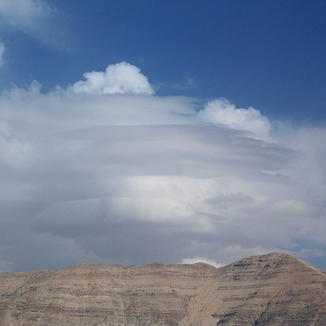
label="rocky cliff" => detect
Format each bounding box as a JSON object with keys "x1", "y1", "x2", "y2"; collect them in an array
[
  {"x1": 180, "y1": 252, "x2": 326, "y2": 325},
  {"x1": 0, "y1": 252, "x2": 325, "y2": 325}
]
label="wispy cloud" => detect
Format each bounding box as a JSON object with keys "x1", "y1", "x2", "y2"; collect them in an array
[
  {"x1": 0, "y1": 43, "x2": 4, "y2": 67},
  {"x1": 1, "y1": 62, "x2": 326, "y2": 271},
  {"x1": 0, "y1": 0, "x2": 67, "y2": 49},
  {"x1": 0, "y1": 0, "x2": 49, "y2": 29}
]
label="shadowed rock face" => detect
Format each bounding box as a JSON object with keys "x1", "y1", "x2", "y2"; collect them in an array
[{"x1": 0, "y1": 253, "x2": 325, "y2": 325}]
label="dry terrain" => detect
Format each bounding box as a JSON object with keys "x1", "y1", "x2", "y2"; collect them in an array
[{"x1": 0, "y1": 252, "x2": 325, "y2": 325}]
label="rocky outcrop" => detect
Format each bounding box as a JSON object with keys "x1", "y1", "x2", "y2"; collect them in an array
[
  {"x1": 180, "y1": 252, "x2": 326, "y2": 325},
  {"x1": 0, "y1": 252, "x2": 325, "y2": 325}
]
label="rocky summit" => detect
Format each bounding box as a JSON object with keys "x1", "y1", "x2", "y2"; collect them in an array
[{"x1": 0, "y1": 252, "x2": 325, "y2": 325}]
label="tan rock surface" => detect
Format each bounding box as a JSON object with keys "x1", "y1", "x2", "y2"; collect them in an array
[
  {"x1": 0, "y1": 252, "x2": 325, "y2": 325},
  {"x1": 180, "y1": 252, "x2": 326, "y2": 325}
]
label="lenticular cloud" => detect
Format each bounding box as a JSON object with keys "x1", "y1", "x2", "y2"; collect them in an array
[
  {"x1": 71, "y1": 61, "x2": 154, "y2": 95},
  {"x1": 1, "y1": 61, "x2": 326, "y2": 272}
]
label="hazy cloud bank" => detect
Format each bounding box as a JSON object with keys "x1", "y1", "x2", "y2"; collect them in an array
[{"x1": 1, "y1": 62, "x2": 326, "y2": 271}]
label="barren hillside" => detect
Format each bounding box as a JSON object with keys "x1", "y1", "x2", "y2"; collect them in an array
[{"x1": 0, "y1": 252, "x2": 325, "y2": 325}]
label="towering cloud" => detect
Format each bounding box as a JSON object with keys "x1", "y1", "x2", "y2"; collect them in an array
[
  {"x1": 71, "y1": 62, "x2": 154, "y2": 95},
  {"x1": 199, "y1": 98, "x2": 271, "y2": 140}
]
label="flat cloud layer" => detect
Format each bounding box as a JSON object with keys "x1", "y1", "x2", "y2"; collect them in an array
[{"x1": 1, "y1": 63, "x2": 326, "y2": 271}]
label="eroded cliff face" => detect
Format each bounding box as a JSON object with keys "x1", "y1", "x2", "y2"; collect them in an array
[
  {"x1": 0, "y1": 253, "x2": 325, "y2": 326},
  {"x1": 179, "y1": 252, "x2": 326, "y2": 326},
  {"x1": 0, "y1": 262, "x2": 217, "y2": 325}
]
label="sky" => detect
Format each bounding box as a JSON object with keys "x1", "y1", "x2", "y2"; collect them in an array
[{"x1": 0, "y1": 0, "x2": 326, "y2": 272}]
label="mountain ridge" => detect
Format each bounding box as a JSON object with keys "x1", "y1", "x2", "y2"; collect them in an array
[{"x1": 0, "y1": 252, "x2": 325, "y2": 325}]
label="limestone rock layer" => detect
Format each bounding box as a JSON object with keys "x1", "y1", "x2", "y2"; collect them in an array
[{"x1": 0, "y1": 252, "x2": 325, "y2": 325}]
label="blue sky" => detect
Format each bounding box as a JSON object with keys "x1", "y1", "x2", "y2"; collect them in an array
[
  {"x1": 1, "y1": 1, "x2": 326, "y2": 271},
  {"x1": 3, "y1": 0, "x2": 326, "y2": 122}
]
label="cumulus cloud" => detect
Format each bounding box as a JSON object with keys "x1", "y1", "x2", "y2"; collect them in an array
[
  {"x1": 199, "y1": 98, "x2": 271, "y2": 140},
  {"x1": 71, "y1": 62, "x2": 154, "y2": 95},
  {"x1": 1, "y1": 62, "x2": 326, "y2": 271}
]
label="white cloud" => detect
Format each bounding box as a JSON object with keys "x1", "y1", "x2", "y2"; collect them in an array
[
  {"x1": 1, "y1": 63, "x2": 326, "y2": 271},
  {"x1": 198, "y1": 98, "x2": 271, "y2": 140},
  {"x1": 0, "y1": 0, "x2": 49, "y2": 27},
  {"x1": 181, "y1": 257, "x2": 223, "y2": 268},
  {"x1": 0, "y1": 122, "x2": 33, "y2": 169},
  {"x1": 0, "y1": 0, "x2": 66, "y2": 49},
  {"x1": 0, "y1": 43, "x2": 4, "y2": 67},
  {"x1": 71, "y1": 62, "x2": 154, "y2": 95}
]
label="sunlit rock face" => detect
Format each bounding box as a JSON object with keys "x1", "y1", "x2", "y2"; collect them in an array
[
  {"x1": 0, "y1": 252, "x2": 325, "y2": 326},
  {"x1": 180, "y1": 252, "x2": 326, "y2": 326}
]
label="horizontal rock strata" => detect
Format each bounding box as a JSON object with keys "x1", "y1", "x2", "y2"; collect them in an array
[
  {"x1": 0, "y1": 252, "x2": 325, "y2": 325},
  {"x1": 179, "y1": 252, "x2": 326, "y2": 326}
]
